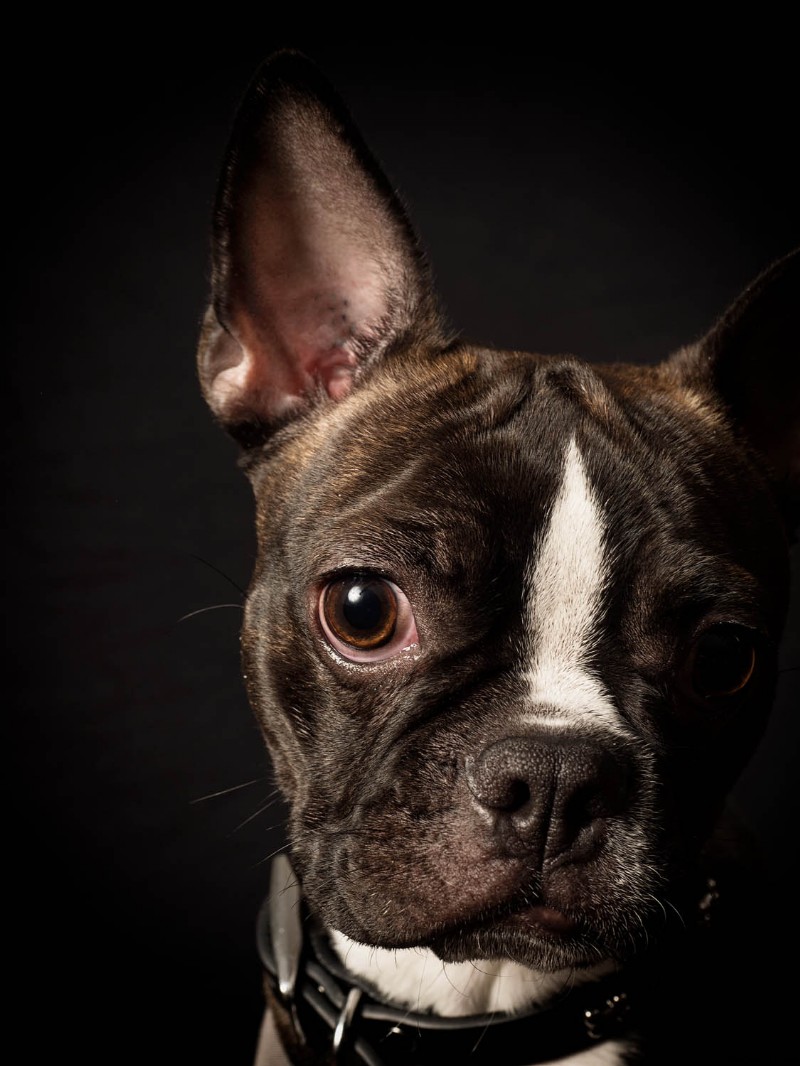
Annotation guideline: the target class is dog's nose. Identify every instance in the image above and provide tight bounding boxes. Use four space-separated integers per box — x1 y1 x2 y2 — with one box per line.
465 734 634 864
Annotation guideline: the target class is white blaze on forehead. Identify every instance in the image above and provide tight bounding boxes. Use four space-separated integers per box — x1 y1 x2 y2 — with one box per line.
524 436 623 733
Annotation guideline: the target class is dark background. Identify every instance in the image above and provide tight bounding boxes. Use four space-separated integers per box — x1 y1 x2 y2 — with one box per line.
10 36 799 1063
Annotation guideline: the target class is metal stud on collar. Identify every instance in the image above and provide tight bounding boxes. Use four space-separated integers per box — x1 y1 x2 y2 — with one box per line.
332 986 364 1060
584 991 630 1040
698 876 720 924
269 854 305 1042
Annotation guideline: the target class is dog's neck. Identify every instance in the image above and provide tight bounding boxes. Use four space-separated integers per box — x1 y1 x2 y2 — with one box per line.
258 861 636 1065
330 930 616 1017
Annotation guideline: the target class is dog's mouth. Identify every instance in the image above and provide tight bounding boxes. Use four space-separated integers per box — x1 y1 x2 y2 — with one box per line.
415 892 600 971
304 837 653 970
503 902 578 937
426 912 593 972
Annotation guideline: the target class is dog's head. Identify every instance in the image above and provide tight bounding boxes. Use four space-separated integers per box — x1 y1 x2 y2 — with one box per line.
198 52 798 973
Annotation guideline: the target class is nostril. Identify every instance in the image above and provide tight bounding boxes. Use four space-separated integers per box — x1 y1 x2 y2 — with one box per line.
465 748 542 813
561 782 602 839
494 777 532 813
553 754 634 856
466 735 635 863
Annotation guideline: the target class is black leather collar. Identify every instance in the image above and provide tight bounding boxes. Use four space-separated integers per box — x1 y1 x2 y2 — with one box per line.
255 856 704 1065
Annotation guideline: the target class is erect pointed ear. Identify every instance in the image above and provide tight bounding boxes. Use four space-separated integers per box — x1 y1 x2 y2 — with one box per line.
197 51 443 443
664 249 799 523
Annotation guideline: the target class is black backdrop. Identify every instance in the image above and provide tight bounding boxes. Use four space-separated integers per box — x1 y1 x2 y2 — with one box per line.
10 36 799 1064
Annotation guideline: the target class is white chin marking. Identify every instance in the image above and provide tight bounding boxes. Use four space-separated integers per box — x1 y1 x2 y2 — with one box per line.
524 437 623 736
329 932 612 1017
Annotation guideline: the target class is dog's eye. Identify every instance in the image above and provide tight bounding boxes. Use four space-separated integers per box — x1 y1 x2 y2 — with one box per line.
318 575 418 662
684 624 757 702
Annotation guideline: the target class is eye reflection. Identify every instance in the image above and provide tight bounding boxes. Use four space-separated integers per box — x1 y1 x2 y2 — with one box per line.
318 574 419 663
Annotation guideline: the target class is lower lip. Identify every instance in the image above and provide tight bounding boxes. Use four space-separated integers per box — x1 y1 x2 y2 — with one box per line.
506 905 577 936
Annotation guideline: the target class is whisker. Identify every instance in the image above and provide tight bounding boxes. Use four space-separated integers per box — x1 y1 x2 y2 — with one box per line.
178 602 243 623
232 795 281 833
662 898 687 928
190 778 263 804
470 1013 496 1055
186 552 247 597
253 840 291 868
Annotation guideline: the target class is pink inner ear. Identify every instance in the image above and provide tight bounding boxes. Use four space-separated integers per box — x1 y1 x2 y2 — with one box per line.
207 316 359 421
206 214 393 421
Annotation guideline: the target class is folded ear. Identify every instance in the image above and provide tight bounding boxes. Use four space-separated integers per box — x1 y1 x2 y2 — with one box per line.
198 51 443 442
664 249 799 524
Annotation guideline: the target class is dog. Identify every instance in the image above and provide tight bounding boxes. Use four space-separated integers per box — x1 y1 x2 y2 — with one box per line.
196 51 798 1065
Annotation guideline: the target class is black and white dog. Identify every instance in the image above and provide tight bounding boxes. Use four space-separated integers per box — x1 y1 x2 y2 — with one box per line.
197 52 798 1064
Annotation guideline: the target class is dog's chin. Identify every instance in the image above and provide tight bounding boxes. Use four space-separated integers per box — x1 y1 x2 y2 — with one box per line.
425 905 608 972
324 893 622 974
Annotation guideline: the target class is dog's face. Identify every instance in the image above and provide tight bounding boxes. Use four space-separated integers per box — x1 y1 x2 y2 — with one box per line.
198 53 797 975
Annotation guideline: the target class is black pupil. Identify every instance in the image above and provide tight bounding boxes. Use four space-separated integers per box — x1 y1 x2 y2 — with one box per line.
342 583 385 632
692 628 753 698
324 576 399 651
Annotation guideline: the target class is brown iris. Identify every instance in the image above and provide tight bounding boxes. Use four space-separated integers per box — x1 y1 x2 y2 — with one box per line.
322 576 399 650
